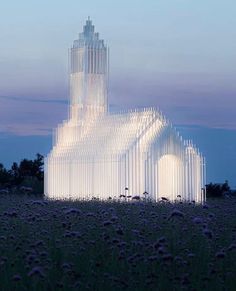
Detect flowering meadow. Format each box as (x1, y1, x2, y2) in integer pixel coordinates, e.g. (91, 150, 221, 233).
(0, 195, 236, 290)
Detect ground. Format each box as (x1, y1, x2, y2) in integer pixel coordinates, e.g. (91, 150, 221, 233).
(0, 195, 236, 290)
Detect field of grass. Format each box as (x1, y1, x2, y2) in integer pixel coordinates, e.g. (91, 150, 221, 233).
(0, 195, 236, 290)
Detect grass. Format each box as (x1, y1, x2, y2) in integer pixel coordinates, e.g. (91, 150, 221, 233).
(0, 195, 236, 290)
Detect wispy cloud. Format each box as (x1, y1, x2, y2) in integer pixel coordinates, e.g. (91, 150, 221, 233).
(0, 96, 67, 136)
(109, 73, 236, 130)
(0, 95, 68, 104)
(1, 70, 236, 136)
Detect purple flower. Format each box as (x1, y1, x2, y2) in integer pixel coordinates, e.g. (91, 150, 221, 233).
(228, 243, 236, 251)
(12, 274, 22, 281)
(27, 266, 45, 278)
(203, 228, 213, 239)
(215, 251, 225, 259)
(116, 228, 124, 235)
(103, 220, 112, 226)
(64, 208, 81, 215)
(192, 217, 203, 224)
(169, 209, 185, 219)
(31, 200, 45, 206)
(162, 254, 173, 262)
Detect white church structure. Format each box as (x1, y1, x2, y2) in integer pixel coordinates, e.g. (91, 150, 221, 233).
(44, 18, 206, 202)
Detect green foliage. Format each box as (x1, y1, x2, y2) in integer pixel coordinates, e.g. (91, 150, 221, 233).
(0, 154, 44, 195)
(21, 177, 44, 194)
(206, 180, 230, 198)
(0, 163, 11, 186)
(10, 162, 22, 185)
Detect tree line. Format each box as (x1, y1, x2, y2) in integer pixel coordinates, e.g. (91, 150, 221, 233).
(205, 181, 233, 198)
(0, 154, 44, 194)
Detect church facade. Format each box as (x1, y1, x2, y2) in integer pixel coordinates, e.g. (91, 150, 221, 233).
(44, 19, 206, 202)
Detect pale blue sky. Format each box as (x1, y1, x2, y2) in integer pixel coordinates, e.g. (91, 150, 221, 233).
(1, 0, 236, 97)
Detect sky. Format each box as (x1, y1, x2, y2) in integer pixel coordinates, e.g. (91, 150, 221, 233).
(0, 0, 235, 185)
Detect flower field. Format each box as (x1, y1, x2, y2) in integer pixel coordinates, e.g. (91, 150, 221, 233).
(0, 195, 236, 290)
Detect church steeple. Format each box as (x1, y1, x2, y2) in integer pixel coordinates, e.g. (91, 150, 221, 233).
(69, 18, 108, 119)
(73, 18, 104, 48)
(83, 17, 95, 38)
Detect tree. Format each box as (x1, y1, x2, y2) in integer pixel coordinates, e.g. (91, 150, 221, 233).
(0, 163, 11, 186)
(0, 154, 44, 194)
(222, 180, 230, 192)
(19, 159, 34, 178)
(206, 181, 231, 198)
(9, 162, 23, 185)
(17, 153, 44, 181)
(33, 153, 44, 181)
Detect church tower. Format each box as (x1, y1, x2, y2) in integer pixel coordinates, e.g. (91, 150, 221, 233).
(69, 18, 108, 120)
